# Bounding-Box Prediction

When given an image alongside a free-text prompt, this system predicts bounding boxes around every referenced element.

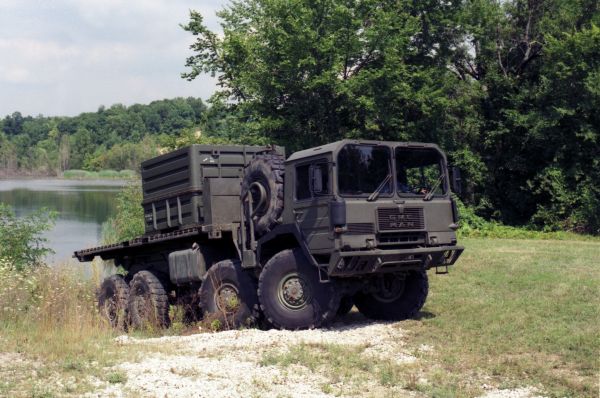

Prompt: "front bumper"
[328,245,464,276]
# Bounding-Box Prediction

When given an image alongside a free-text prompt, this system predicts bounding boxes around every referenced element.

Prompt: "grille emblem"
[378,207,424,231]
[387,214,417,229]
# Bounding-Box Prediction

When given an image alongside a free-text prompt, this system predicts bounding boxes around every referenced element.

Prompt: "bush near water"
[62,169,137,180]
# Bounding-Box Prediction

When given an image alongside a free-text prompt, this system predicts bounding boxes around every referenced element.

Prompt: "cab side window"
[295,161,330,200]
[296,164,311,200]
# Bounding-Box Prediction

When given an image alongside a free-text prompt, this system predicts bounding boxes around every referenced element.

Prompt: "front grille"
[346,223,375,235]
[377,207,424,231]
[378,233,425,246]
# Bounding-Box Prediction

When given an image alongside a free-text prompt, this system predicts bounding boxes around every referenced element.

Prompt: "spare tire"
[241,153,285,236]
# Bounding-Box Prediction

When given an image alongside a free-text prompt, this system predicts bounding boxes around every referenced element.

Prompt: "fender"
[256,223,318,268]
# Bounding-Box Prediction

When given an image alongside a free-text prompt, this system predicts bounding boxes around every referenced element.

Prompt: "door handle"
[293,210,304,220]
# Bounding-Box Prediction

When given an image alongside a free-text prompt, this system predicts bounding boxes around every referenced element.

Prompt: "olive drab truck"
[75,140,464,330]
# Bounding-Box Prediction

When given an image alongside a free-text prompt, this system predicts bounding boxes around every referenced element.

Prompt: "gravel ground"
[82,319,544,398]
[87,320,418,398]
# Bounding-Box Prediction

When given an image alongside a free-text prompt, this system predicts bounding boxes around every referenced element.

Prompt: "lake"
[0,179,127,264]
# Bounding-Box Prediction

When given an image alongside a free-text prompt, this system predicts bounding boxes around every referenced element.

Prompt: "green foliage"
[0,204,56,270]
[101,182,145,243]
[84,135,160,172]
[183,0,459,151]
[62,169,137,180]
[106,372,127,384]
[456,198,598,241]
[0,97,209,176]
[183,0,600,235]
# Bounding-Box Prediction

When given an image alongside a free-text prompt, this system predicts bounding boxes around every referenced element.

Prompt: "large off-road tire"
[127,271,170,329]
[241,153,285,236]
[97,275,129,330]
[336,296,354,317]
[258,248,339,330]
[198,259,259,329]
[354,270,429,321]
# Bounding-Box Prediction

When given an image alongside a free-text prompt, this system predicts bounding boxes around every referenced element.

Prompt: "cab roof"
[286,139,443,162]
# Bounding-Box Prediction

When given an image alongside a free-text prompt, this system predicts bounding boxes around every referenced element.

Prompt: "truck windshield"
[338,144,392,196]
[396,147,446,197]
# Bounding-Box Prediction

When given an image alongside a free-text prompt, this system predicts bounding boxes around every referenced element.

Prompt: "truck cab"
[268,139,462,275]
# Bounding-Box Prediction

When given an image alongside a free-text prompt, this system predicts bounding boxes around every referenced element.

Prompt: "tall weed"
[0,258,115,362]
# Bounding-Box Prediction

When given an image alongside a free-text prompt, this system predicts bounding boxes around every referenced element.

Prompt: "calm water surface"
[0,179,126,264]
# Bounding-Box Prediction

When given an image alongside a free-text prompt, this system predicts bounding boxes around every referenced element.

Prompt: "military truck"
[75,140,463,330]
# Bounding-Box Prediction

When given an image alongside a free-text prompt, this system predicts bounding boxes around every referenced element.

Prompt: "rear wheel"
[128,271,170,329]
[354,270,428,321]
[258,248,339,330]
[198,259,259,329]
[97,275,129,330]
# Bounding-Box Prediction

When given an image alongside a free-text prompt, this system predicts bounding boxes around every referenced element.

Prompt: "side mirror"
[451,166,462,194]
[310,166,323,195]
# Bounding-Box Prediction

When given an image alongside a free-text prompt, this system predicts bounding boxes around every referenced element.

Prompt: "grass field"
[0,238,598,397]
[262,238,599,397]
[402,238,599,396]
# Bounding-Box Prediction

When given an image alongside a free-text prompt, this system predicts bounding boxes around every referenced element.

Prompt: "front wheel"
[258,248,339,330]
[354,270,429,321]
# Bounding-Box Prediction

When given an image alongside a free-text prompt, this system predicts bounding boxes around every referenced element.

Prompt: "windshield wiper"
[367,173,392,202]
[423,173,445,201]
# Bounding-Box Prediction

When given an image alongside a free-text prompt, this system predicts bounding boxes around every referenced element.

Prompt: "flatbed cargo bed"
[73,223,237,262]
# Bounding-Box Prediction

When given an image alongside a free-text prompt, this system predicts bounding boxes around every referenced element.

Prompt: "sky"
[0,0,224,117]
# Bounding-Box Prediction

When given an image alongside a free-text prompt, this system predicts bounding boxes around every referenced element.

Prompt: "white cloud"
[0,0,224,116]
[0,66,30,83]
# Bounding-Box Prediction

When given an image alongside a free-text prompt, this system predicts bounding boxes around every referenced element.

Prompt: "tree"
[183,0,466,151]
[183,0,600,234]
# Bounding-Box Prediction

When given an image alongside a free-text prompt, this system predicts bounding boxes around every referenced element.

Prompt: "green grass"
[106,371,127,384]
[260,342,418,396]
[259,238,599,397]
[402,238,600,397]
[62,169,137,179]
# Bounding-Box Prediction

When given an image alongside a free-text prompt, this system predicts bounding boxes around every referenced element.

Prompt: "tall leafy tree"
[183,0,465,151]
[183,0,600,233]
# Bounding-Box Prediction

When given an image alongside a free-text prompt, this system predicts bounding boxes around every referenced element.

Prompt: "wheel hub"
[215,283,240,314]
[278,273,310,310]
[373,274,406,303]
[103,297,118,324]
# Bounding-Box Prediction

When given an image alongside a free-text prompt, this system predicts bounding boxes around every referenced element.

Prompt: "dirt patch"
[0,353,31,368]
[480,386,544,398]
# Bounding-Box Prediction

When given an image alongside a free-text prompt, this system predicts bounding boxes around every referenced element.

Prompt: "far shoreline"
[0,169,138,181]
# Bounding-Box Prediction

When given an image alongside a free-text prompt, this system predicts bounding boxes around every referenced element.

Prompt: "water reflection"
[0,179,126,264]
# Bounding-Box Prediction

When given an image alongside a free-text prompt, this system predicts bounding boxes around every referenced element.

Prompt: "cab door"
[292,159,332,252]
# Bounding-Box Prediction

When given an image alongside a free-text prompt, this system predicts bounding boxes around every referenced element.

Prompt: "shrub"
[63,169,94,179]
[0,204,56,270]
[118,169,137,179]
[456,198,598,241]
[97,169,120,178]
[101,181,145,243]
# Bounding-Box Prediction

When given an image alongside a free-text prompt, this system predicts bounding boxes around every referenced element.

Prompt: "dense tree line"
[183,0,600,234]
[0,97,208,174]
